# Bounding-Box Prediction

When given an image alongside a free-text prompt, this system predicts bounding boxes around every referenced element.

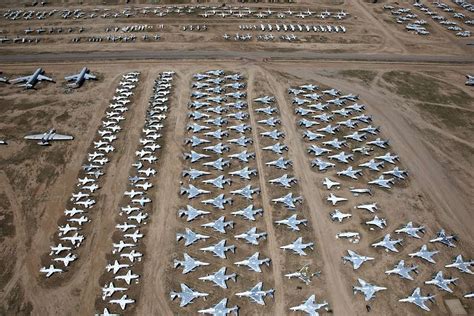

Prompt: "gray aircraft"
[174,253,210,274]
[328,151,353,164]
[201,216,234,234]
[258,117,280,127]
[367,138,389,149]
[289,294,329,316]
[366,215,387,229]
[353,278,387,301]
[229,123,250,133]
[372,234,403,252]
[234,252,271,272]
[308,145,331,156]
[395,222,425,239]
[24,128,73,145]
[445,255,473,274]
[430,229,457,247]
[368,175,395,189]
[399,287,435,311]
[272,193,303,209]
[231,184,260,200]
[176,228,210,246]
[170,283,209,307]
[375,152,399,164]
[226,111,248,121]
[337,166,363,180]
[180,184,210,199]
[317,124,339,135]
[231,205,263,221]
[312,112,332,121]
[185,135,211,147]
[184,151,210,163]
[227,136,252,147]
[280,237,314,256]
[203,142,230,154]
[322,177,340,190]
[235,227,267,245]
[266,157,293,169]
[199,267,237,289]
[198,298,239,316]
[312,158,335,171]
[229,166,257,180]
[343,250,374,270]
[202,194,233,209]
[228,150,255,163]
[260,129,284,140]
[425,271,457,293]
[385,260,418,280]
[359,125,379,135]
[269,174,297,188]
[178,205,210,222]
[298,118,319,128]
[330,209,352,223]
[65,67,96,88]
[303,130,325,141]
[188,111,210,120]
[409,244,439,264]
[323,88,340,96]
[236,282,274,305]
[187,123,211,133]
[182,168,211,180]
[205,129,229,140]
[383,167,408,180]
[359,159,384,172]
[202,175,232,189]
[255,106,278,115]
[203,158,231,171]
[327,193,347,206]
[263,142,288,154]
[275,214,308,231]
[254,95,274,104]
[353,146,373,156]
[200,239,236,259]
[11,68,54,89]
[322,138,346,150]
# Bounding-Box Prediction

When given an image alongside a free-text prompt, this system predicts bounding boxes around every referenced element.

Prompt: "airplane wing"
[37,74,54,82]
[51,133,74,140]
[24,133,44,140]
[10,75,31,83]
[85,73,96,80]
[64,74,79,81]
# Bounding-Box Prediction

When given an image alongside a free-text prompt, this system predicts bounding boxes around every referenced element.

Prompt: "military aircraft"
[184,151,210,163]
[409,244,439,264]
[199,267,237,289]
[343,250,374,270]
[337,166,363,180]
[356,203,378,213]
[395,222,425,239]
[180,184,210,199]
[24,129,73,145]
[298,118,319,128]
[201,216,234,234]
[383,167,408,180]
[375,152,399,164]
[367,138,389,149]
[102,282,127,299]
[385,260,418,280]
[236,282,274,305]
[290,294,328,315]
[359,159,384,171]
[425,271,457,293]
[272,193,303,209]
[466,74,474,86]
[366,215,387,229]
[205,129,229,140]
[176,228,210,246]
[255,106,278,115]
[269,174,297,188]
[198,298,239,316]
[50,243,72,255]
[445,255,473,274]
[174,253,210,274]
[308,145,331,156]
[266,157,292,169]
[327,193,347,206]
[187,123,211,133]
[110,294,135,310]
[227,136,252,147]
[185,135,211,147]
[234,252,271,272]
[203,158,231,171]
[429,229,457,247]
[230,184,260,199]
[202,194,233,209]
[64,67,96,88]
[178,205,210,221]
[40,264,63,277]
[260,129,284,140]
[399,288,435,311]
[235,227,267,245]
[254,95,274,104]
[263,142,288,154]
[353,278,386,301]
[328,151,353,164]
[228,150,255,163]
[258,117,280,127]
[202,175,232,189]
[10,68,54,89]
[368,175,395,189]
[372,234,403,252]
[352,146,373,156]
[229,166,257,180]
[317,124,339,135]
[106,260,130,274]
[280,237,314,256]
[170,283,209,307]
[303,130,325,141]
[231,205,263,221]
[323,88,340,96]
[322,177,340,190]
[330,209,352,223]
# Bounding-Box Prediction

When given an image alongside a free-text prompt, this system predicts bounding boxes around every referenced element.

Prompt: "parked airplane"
[170,283,209,307]
[269,174,297,188]
[199,267,237,289]
[409,244,439,264]
[174,253,210,274]
[272,192,303,209]
[180,184,210,199]
[176,228,210,246]
[429,229,457,247]
[234,252,271,272]
[395,222,425,238]
[385,260,418,280]
[40,264,63,277]
[235,227,267,245]
[10,68,54,89]
[198,298,239,315]
[236,282,274,305]
[24,129,73,145]
[289,294,329,315]
[202,194,233,209]
[330,209,351,223]
[445,255,473,274]
[372,234,403,252]
[353,278,386,301]
[399,288,435,311]
[110,294,135,310]
[102,282,127,299]
[178,205,210,222]
[368,175,395,189]
[343,250,374,270]
[366,215,387,229]
[327,193,347,206]
[64,67,96,88]
[280,237,313,256]
[425,271,457,293]
[201,216,234,234]
[231,205,263,221]
[114,269,139,285]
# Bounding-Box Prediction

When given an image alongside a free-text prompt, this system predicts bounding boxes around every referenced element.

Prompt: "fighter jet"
[11,68,54,89]
[258,117,280,127]
[201,216,234,234]
[229,166,257,180]
[280,237,314,256]
[184,151,210,163]
[64,67,96,88]
[383,167,408,180]
[269,174,297,188]
[352,146,373,156]
[312,158,335,171]
[203,158,231,171]
[366,215,387,229]
[205,129,229,140]
[182,168,210,180]
[106,260,130,274]
[367,138,389,149]
[353,278,386,301]
[255,106,278,115]
[50,243,72,255]
[178,205,210,222]
[289,294,329,315]
[254,95,274,104]
[317,124,339,135]
[359,159,384,172]
[330,209,352,223]
[187,123,211,133]
[445,255,473,274]
[272,193,303,209]
[266,157,292,169]
[375,152,399,164]
[202,175,232,189]
[227,136,252,147]
[303,130,325,141]
[110,295,135,310]
[260,129,284,140]
[368,175,395,189]
[399,288,435,311]
[174,253,210,274]
[228,123,251,133]
[337,166,363,180]
[308,145,331,156]
[236,282,274,305]
[226,111,248,121]
[228,150,255,163]
[40,264,63,277]
[200,240,236,259]
[102,282,127,299]
[176,228,210,246]
[170,283,209,307]
[322,177,340,190]
[409,245,439,264]
[234,252,271,272]
[343,250,374,270]
[328,151,353,164]
[263,142,288,154]
[371,234,403,252]
[327,193,347,206]
[235,227,267,245]
[395,222,425,239]
[24,129,73,145]
[356,203,378,213]
[199,267,237,289]
[230,185,260,199]
[385,260,418,280]
[185,135,211,147]
[323,88,340,96]
[298,118,319,128]
[231,205,263,221]
[425,271,457,293]
[430,229,457,247]
[202,194,233,209]
[198,298,239,316]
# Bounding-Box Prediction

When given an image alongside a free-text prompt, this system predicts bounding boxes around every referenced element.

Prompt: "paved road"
[0,50,473,64]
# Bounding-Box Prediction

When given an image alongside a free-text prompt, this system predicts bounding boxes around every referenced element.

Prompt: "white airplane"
[322,138,346,149]
[124,189,144,199]
[327,193,347,206]
[235,227,267,245]
[260,129,284,140]
[114,269,139,285]
[60,232,84,246]
[64,208,84,217]
[236,282,274,305]
[182,168,210,180]
[366,215,387,229]
[180,184,210,199]
[328,151,353,164]
[337,166,363,180]
[124,230,143,243]
[353,278,386,301]
[372,234,403,252]
[234,252,271,272]
[230,184,260,200]
[263,142,287,154]
[343,250,374,270]
[399,288,435,311]
[254,95,274,104]
[50,243,72,255]
[170,283,209,307]
[368,175,395,189]
[203,158,231,171]
[113,240,136,253]
[40,264,63,277]
[174,253,210,274]
[11,68,54,89]
[116,222,137,232]
[178,205,210,222]
[201,216,234,234]
[58,223,78,236]
[272,193,303,209]
[409,244,439,264]
[199,267,237,289]
[289,294,329,316]
[395,222,425,238]
[359,159,384,171]
[202,194,233,209]
[228,150,255,163]
[227,136,252,147]
[269,174,297,188]
[203,175,232,189]
[176,228,210,246]
[106,260,130,275]
[64,67,96,88]
[445,255,473,274]
[198,298,239,316]
[231,205,263,221]
[78,177,95,185]
[24,129,73,145]
[356,203,378,213]
[311,158,335,171]
[330,209,351,223]
[280,237,314,256]
[102,282,127,299]
[383,167,408,180]
[425,271,457,293]
[322,178,340,190]
[200,239,236,259]
[128,212,148,224]
[385,260,418,280]
[308,145,331,156]
[110,294,135,310]
[429,229,457,247]
[266,157,292,169]
[375,152,399,164]
[53,253,77,267]
[275,214,308,231]
[131,196,151,207]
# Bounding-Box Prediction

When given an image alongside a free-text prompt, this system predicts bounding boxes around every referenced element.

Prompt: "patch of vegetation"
[413,103,474,131]
[381,71,474,108]
[339,69,377,84]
